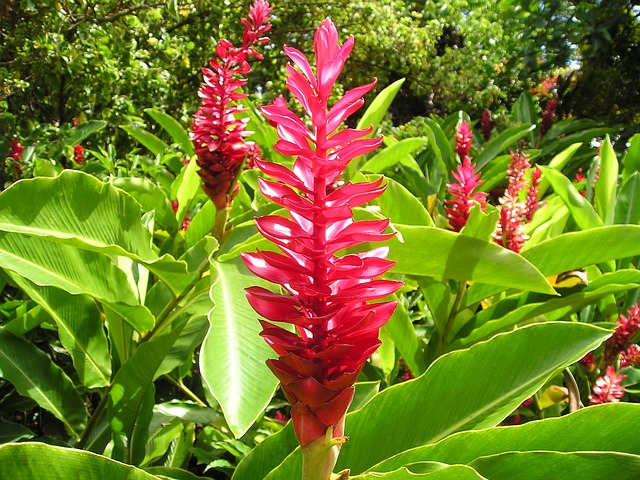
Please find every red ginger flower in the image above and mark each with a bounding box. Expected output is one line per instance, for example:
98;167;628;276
9;138;24;161
540;99;557;138
494;151;532;253
590;365;626;405
481;111;492;141
454;120;473;157
620;344;640;368
74;144;84;166
524;167;542;222
242;18;402;450
190;0;271;209
444;156;487;232
605;304;640;365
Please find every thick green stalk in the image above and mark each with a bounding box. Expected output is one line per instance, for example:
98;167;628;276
435;281;467;358
301;427;347;480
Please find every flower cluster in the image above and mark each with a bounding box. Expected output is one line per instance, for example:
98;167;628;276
242;18;402;455
444;121;487;232
74;144;84;166
493;151;541;253
5;137;24;179
590;366;626;405
604;304;640;365
539;99;557;138
190;0;272;209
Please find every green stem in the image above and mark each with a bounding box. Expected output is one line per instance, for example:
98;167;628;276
211;205;231;242
301;428;345;480
162;374;207;407
140;252;211;344
77;385;111;449
435;281;466;358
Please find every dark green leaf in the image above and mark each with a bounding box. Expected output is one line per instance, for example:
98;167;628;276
0;328;87;438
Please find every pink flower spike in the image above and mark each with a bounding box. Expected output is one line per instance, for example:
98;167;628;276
590;366;626;405
246;18;401;452
190;1;272;209
455;121;473;157
444;156;487;232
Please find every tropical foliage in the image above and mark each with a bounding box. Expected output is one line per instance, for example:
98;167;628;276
1;1;639;479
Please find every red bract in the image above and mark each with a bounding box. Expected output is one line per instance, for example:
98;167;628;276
190;0;271;209
242;18;401;450
590;366;626;405
9;138;24;161
444;156;487;232
481;111;492;141
454;120;473;157
524;167;542;222
74;144;84;166
540;99;557;138
494;151;532;253
605;304;640;365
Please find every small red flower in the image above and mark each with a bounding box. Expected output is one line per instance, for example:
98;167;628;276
524;167;542;222
481;111;492;141
540;99;557;138
590;365;626;405
74;144;84;165
190;0;272;209
620;344;640;368
9;138;24;161
605;304;640;365
579;351;596;371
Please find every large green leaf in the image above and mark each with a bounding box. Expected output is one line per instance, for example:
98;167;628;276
363;174;434;227
0;171;192;295
537;143;582;197
175;155;202;223
615;172;640;225
452;270;639;348
232;422;298;480
356;78;405;134
145;108;195;156
108;320;186;463
369;403;640;471
352;464;487;479
388;225;555;295
0;328;87;438
470;451;640;480
423;117;455;174
382;297;426;376
121;125;168;156
199;258;280;438
0;443;162;479
249;323;609;478
594;136;618;225
334;322;609;474
539;127;616;157
11;277;111;388
475;124;535;171
65;120;107;146
538;166;603;230
0;232;154;332
622;133;640;182
521;225;640;276
360;138;428;174
112;176;179;232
